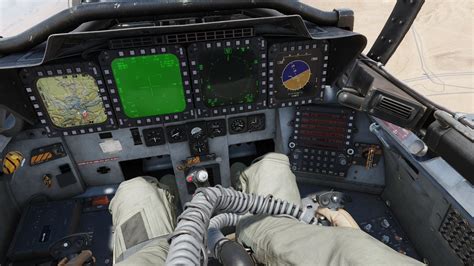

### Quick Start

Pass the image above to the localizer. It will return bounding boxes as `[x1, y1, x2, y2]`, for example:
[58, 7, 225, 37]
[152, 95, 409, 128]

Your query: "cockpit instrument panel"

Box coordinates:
[99, 45, 194, 127]
[188, 38, 267, 117]
[21, 62, 116, 137]
[268, 40, 329, 107]
[289, 105, 356, 177]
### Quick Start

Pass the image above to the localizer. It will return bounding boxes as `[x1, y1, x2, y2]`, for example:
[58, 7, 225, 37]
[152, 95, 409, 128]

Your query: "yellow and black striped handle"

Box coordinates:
[2, 151, 24, 175]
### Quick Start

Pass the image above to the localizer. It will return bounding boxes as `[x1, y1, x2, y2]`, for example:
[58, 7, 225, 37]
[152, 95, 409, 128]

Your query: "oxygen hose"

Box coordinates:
[207, 213, 241, 258]
[166, 186, 312, 265]
[207, 213, 255, 266]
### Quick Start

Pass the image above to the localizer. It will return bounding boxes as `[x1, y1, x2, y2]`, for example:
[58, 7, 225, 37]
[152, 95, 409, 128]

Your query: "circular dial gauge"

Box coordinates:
[170, 127, 186, 142]
[248, 116, 264, 132]
[231, 119, 246, 133]
[192, 142, 206, 154]
[209, 122, 223, 135]
[281, 60, 311, 91]
[190, 126, 204, 139]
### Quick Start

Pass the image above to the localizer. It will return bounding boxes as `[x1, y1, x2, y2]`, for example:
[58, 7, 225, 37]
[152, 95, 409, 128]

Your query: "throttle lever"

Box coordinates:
[301, 191, 346, 226]
[313, 191, 345, 210]
[49, 232, 94, 265]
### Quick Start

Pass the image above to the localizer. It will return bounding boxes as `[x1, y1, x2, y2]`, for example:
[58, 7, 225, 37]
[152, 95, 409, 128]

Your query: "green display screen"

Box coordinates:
[111, 54, 186, 118]
[199, 47, 259, 108]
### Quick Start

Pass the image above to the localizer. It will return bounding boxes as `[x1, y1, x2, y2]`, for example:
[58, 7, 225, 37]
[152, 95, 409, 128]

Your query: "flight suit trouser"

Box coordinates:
[109, 176, 175, 265]
[236, 153, 424, 266]
[110, 153, 424, 265]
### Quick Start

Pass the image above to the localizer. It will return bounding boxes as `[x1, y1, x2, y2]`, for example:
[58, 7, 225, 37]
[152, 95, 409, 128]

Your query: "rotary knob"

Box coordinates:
[338, 154, 348, 166]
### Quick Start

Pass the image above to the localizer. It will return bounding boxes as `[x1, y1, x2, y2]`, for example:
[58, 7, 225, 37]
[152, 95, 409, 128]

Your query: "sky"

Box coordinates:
[0, 0, 68, 37]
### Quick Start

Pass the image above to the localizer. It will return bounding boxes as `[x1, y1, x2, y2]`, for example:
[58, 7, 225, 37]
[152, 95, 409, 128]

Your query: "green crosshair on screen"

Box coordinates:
[200, 46, 259, 108]
[111, 53, 186, 118]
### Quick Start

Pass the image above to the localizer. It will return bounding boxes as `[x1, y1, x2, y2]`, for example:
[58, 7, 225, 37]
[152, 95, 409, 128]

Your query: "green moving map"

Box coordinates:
[36, 74, 107, 128]
[111, 53, 186, 118]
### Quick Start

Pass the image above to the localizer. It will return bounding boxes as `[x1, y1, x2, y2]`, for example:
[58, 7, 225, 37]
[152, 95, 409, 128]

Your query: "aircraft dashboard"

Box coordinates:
[21, 37, 333, 136]
[7, 15, 376, 206]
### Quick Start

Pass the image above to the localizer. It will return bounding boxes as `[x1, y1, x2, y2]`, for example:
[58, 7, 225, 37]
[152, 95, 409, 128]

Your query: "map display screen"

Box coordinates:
[36, 74, 107, 128]
[111, 54, 186, 118]
[199, 47, 259, 108]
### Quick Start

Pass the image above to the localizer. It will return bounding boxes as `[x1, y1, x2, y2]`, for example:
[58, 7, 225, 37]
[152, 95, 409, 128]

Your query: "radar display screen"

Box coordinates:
[188, 38, 267, 117]
[268, 41, 329, 107]
[21, 62, 116, 137]
[36, 74, 107, 128]
[111, 54, 186, 118]
[200, 47, 258, 107]
[100, 45, 193, 127]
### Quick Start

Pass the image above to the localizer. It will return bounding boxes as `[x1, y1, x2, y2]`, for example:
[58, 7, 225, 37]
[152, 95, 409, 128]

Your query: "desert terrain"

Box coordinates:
[304, 0, 474, 114]
[1, 0, 473, 113]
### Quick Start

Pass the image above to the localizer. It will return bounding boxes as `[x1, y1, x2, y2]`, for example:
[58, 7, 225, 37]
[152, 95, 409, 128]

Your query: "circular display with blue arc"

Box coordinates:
[281, 60, 312, 91]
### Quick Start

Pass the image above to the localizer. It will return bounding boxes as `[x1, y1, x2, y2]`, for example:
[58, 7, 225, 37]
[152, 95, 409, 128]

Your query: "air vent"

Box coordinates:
[377, 96, 414, 120]
[166, 28, 253, 44]
[61, 39, 83, 50]
[439, 207, 473, 264]
[109, 36, 164, 49]
[159, 17, 201, 26]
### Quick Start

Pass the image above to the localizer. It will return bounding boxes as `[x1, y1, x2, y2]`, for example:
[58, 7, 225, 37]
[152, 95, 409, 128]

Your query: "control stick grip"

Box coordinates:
[186, 167, 210, 188]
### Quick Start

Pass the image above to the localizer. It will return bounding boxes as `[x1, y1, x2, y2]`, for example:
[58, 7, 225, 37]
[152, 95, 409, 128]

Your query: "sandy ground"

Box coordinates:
[305, 0, 474, 114]
[1, 0, 473, 113]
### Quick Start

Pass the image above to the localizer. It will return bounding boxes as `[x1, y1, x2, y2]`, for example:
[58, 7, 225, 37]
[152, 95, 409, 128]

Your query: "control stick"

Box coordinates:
[185, 167, 210, 188]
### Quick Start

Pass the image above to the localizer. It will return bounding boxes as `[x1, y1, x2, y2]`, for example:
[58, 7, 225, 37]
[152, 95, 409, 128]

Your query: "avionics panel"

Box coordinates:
[21, 62, 116, 137]
[99, 45, 194, 127]
[289, 105, 355, 177]
[188, 38, 267, 117]
[268, 40, 329, 107]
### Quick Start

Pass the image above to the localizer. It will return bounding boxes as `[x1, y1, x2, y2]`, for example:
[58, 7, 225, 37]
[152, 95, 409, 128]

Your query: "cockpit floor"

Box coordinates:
[299, 183, 420, 260]
[8, 183, 420, 265]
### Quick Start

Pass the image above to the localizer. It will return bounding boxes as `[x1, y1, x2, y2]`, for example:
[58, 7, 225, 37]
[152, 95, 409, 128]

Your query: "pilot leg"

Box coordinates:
[109, 176, 176, 265]
[237, 152, 301, 205]
[236, 153, 423, 265]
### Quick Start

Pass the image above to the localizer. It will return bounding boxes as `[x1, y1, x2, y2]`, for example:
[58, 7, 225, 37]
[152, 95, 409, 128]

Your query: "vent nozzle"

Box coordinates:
[166, 28, 253, 44]
[109, 36, 164, 49]
[376, 96, 414, 120]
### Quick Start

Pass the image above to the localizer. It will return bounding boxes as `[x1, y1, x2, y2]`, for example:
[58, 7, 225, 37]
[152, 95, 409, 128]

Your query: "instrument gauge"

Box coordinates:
[232, 120, 245, 132]
[207, 119, 226, 137]
[229, 117, 247, 134]
[247, 114, 266, 132]
[167, 126, 187, 143]
[190, 126, 204, 140]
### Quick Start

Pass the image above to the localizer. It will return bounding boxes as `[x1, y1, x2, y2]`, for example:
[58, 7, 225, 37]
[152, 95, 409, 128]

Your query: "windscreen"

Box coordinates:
[111, 54, 186, 118]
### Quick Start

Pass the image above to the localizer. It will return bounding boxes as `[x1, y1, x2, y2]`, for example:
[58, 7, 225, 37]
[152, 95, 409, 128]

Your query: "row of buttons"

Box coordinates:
[292, 163, 345, 177]
[291, 149, 347, 177]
